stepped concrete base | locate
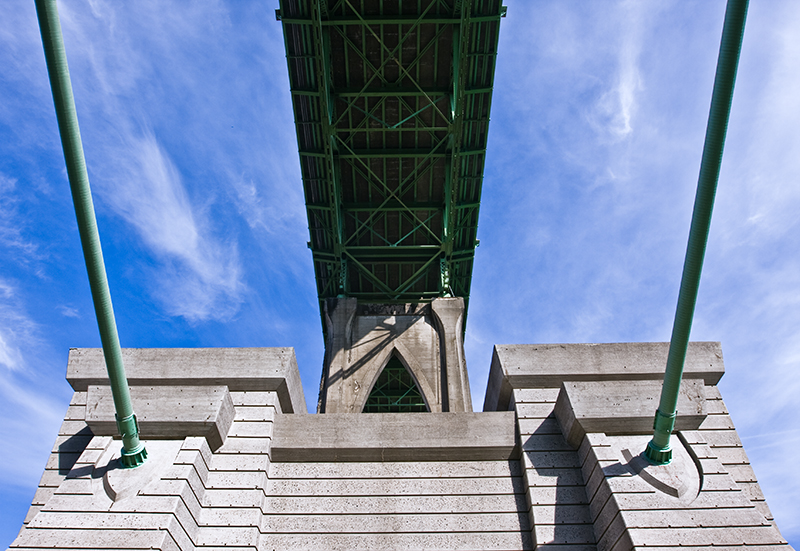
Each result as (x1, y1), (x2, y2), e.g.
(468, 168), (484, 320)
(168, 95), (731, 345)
(9, 343), (794, 551)
(486, 342), (793, 551)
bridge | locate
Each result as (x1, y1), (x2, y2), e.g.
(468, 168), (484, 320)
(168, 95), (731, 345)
(12, 1), (794, 550)
(279, 0), (505, 332)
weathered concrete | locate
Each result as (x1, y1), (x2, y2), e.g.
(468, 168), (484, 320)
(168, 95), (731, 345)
(553, 379), (707, 448)
(431, 298), (472, 412)
(67, 347), (306, 414)
(483, 341), (793, 551)
(10, 341), (794, 551)
(85, 385), (235, 450)
(318, 297), (358, 413)
(271, 411), (517, 462)
(484, 341), (724, 411)
(579, 432), (791, 551)
(318, 298), (472, 413)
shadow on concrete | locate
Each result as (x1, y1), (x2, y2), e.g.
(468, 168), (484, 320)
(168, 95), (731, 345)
(58, 425), (93, 475)
(509, 459), (536, 550)
(523, 417), (596, 548)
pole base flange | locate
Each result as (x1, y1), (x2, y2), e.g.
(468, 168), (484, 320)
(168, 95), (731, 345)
(120, 444), (148, 468)
(644, 440), (672, 465)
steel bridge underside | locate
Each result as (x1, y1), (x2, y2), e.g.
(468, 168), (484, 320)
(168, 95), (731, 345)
(279, 0), (504, 333)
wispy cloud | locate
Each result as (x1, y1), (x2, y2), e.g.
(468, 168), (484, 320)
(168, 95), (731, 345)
(588, 1), (645, 141)
(0, 280), (38, 372)
(105, 130), (244, 321)
(52, 2), (247, 321)
(57, 305), (81, 319)
(0, 368), (68, 489)
(0, 173), (41, 261)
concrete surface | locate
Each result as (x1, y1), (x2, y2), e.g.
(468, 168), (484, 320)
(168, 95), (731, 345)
(85, 385), (234, 450)
(9, 340), (794, 551)
(318, 298), (472, 413)
(67, 347), (306, 414)
(484, 341), (724, 412)
(431, 298), (472, 412)
(271, 411), (517, 462)
(554, 379), (707, 448)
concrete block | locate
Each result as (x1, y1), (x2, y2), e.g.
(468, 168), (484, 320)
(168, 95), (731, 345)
(200, 507), (261, 527)
(85, 385), (234, 451)
(216, 436), (271, 454)
(196, 526), (259, 547)
(67, 347), (306, 414)
(514, 388), (562, 404)
(262, 493), (529, 515)
(259, 511), (530, 534)
(530, 504), (593, 525)
(553, 379), (706, 448)
(269, 459), (521, 479)
(521, 450), (581, 470)
(208, 454), (269, 472)
(484, 342), (724, 411)
(11, 527), (177, 551)
(521, 467), (586, 488)
(267, 475), (523, 497)
(534, 522), (596, 545)
(517, 418), (562, 437)
(271, 411), (518, 462)
(251, 532), (535, 550)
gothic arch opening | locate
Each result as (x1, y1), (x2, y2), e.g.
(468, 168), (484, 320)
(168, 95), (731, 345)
(362, 353), (429, 413)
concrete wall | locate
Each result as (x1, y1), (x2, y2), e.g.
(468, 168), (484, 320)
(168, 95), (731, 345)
(12, 341), (793, 550)
(11, 348), (295, 551)
(11, 346), (530, 551)
(485, 342), (794, 551)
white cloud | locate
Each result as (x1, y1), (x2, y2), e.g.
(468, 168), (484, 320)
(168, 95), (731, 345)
(0, 173), (41, 260)
(44, 3), (250, 322)
(0, 369), (67, 489)
(58, 305), (81, 319)
(591, 43), (642, 139)
(581, 1), (646, 142)
(105, 131), (244, 321)
(0, 280), (38, 372)
(0, 330), (23, 372)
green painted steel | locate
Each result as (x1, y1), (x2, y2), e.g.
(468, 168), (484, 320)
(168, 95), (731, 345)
(363, 355), (428, 413)
(35, 0), (146, 468)
(279, 0), (504, 334)
(645, 0), (749, 465)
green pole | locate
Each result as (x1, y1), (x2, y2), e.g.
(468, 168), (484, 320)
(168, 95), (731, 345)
(35, 0), (146, 468)
(645, 0), (748, 465)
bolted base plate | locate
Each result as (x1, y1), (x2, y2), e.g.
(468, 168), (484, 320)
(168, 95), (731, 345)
(120, 444), (148, 468)
(644, 440), (673, 465)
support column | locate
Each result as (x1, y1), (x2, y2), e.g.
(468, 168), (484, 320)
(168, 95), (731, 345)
(431, 297), (472, 412)
(319, 298), (358, 413)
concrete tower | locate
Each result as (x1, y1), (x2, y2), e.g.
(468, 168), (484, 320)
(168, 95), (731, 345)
(318, 298), (471, 413)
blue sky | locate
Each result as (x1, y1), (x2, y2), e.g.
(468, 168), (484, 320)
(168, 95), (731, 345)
(2, 0), (799, 546)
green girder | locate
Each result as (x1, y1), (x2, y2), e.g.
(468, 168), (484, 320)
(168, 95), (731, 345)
(279, 0), (504, 334)
(363, 355), (428, 413)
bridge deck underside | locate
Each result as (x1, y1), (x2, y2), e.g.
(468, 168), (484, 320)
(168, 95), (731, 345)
(280, 0), (503, 331)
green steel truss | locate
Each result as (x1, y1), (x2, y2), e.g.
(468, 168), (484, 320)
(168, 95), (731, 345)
(363, 355), (428, 413)
(278, 0), (504, 332)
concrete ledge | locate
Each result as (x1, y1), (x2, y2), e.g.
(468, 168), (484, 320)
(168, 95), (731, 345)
(553, 379), (707, 448)
(85, 385), (235, 450)
(271, 412), (518, 462)
(484, 342), (724, 411)
(67, 347), (306, 414)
